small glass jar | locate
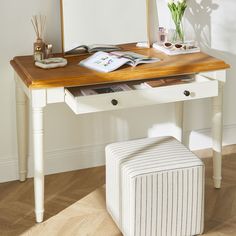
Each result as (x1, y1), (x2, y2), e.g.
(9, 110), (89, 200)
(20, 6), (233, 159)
(34, 46), (43, 61)
(157, 27), (167, 43)
(45, 44), (53, 59)
(34, 38), (45, 60)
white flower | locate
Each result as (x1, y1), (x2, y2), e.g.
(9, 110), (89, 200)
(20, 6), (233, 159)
(167, 0), (186, 4)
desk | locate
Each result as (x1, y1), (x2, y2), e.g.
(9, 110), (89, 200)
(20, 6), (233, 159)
(11, 43), (229, 222)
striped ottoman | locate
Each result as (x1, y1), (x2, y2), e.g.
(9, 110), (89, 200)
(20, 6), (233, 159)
(106, 136), (204, 236)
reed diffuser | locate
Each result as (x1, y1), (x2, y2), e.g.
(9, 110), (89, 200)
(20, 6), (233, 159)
(31, 15), (46, 60)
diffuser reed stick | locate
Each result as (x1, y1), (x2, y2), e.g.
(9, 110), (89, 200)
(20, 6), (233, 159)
(31, 15), (46, 40)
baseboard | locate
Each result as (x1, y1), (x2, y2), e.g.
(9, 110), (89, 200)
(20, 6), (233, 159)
(186, 124), (236, 150)
(0, 159), (19, 183)
(193, 144), (236, 159)
(0, 143), (106, 183)
(1, 124), (236, 183)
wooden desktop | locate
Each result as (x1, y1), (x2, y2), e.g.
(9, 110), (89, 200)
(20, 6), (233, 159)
(11, 43), (229, 222)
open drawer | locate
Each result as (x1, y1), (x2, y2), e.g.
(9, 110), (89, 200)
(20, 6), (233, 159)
(65, 74), (218, 114)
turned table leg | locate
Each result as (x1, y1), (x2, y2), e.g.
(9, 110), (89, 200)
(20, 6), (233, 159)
(15, 80), (28, 182)
(212, 81), (224, 189)
(30, 89), (46, 223)
(15, 76), (46, 222)
(175, 101), (185, 144)
(32, 106), (45, 222)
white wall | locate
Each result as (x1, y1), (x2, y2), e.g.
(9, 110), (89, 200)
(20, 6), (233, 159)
(0, 0), (235, 183)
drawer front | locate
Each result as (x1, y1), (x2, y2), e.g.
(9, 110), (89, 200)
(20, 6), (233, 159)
(65, 79), (218, 114)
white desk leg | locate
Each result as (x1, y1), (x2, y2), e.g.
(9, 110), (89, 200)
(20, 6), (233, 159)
(32, 106), (44, 222)
(175, 101), (184, 143)
(15, 81), (28, 182)
(212, 81), (224, 189)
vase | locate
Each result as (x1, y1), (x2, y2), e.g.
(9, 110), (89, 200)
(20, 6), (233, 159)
(172, 21), (184, 43)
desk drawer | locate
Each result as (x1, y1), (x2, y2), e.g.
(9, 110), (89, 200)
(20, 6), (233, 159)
(65, 75), (218, 114)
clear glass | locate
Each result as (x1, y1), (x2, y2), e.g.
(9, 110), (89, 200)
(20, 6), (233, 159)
(172, 21), (184, 43)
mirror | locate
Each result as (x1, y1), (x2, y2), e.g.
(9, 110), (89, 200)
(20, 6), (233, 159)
(60, 0), (155, 56)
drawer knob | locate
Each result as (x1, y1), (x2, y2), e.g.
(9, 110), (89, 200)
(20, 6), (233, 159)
(111, 99), (118, 106)
(184, 90), (190, 97)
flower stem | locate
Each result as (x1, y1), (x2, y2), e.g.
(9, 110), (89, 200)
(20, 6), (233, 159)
(168, 1), (187, 43)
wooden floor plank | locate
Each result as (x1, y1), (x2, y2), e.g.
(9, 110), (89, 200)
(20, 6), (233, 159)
(1, 154), (236, 235)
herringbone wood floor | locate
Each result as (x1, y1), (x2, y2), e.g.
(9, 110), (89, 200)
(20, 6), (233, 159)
(1, 153), (236, 235)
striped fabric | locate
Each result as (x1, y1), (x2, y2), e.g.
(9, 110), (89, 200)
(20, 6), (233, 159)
(106, 136), (204, 236)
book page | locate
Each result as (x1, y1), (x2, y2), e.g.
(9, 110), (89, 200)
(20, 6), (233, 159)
(62, 0), (148, 52)
(79, 52), (129, 73)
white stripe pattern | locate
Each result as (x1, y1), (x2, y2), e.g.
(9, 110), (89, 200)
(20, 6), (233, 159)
(106, 136), (204, 236)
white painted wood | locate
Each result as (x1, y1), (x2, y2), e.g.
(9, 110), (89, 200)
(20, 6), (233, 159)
(30, 88), (47, 222)
(174, 102), (184, 143)
(215, 70), (227, 82)
(32, 106), (45, 223)
(12, 69), (226, 223)
(14, 73), (30, 99)
(199, 70), (226, 82)
(65, 76), (218, 114)
(15, 75), (28, 182)
(212, 81), (224, 188)
(30, 89), (47, 108)
(47, 87), (65, 104)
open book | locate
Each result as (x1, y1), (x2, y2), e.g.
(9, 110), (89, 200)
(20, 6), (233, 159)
(79, 51), (160, 73)
(65, 44), (121, 55)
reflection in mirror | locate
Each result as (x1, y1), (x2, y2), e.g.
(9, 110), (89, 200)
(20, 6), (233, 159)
(61, 0), (148, 56)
